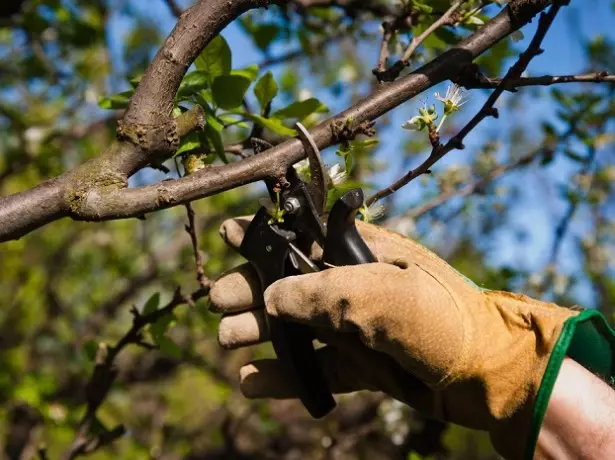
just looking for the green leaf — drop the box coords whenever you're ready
[212,75,252,110]
[203,122,227,163]
[218,114,249,129]
[177,70,210,98]
[98,90,133,110]
[242,112,297,137]
[158,336,182,358]
[142,292,160,315]
[254,71,278,113]
[83,340,98,362]
[195,35,232,83]
[129,74,143,88]
[232,64,259,82]
[253,24,280,51]
[272,98,328,121]
[175,132,203,156]
[150,313,176,342]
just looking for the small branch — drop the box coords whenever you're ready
[366,1,564,207]
[184,202,210,288]
[63,286,209,460]
[406,148,540,219]
[163,0,183,18]
[38,446,49,460]
[461,70,615,90]
[374,0,466,82]
[400,0,465,65]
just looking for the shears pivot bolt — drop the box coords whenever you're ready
[283,197,301,214]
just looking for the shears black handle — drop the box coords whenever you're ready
[239,188,376,418]
[323,188,377,267]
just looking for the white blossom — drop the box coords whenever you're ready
[327,163,347,186]
[435,84,468,115]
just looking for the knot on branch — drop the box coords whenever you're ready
[65,166,127,218]
[373,60,407,83]
[508,0,551,26]
[116,119,181,154]
[330,118,376,143]
[115,105,205,156]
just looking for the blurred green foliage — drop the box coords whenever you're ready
[1,0,615,459]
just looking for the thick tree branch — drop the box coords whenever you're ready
[0,0,553,242]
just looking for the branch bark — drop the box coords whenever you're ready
[0,0,553,242]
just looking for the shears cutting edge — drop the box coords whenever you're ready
[239,122,377,418]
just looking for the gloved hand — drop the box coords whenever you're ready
[209,217,581,459]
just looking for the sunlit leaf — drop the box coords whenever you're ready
[254,71,278,113]
[98,90,133,110]
[212,74,252,110]
[195,35,232,83]
[272,98,328,121]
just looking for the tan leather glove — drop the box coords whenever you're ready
[210,217,581,459]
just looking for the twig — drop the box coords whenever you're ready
[184,202,210,288]
[163,0,183,18]
[374,0,466,82]
[400,0,465,65]
[63,287,209,460]
[406,149,540,219]
[460,70,615,90]
[38,446,49,460]
[549,145,598,265]
[366,2,565,206]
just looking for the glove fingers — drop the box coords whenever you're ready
[239,345,367,399]
[218,215,254,251]
[239,338,435,413]
[218,308,269,349]
[210,263,264,313]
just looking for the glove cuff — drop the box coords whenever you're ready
[524,309,615,459]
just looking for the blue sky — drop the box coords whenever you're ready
[109,0,615,305]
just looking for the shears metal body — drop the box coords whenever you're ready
[239,123,376,418]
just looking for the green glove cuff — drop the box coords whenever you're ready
[525,309,615,459]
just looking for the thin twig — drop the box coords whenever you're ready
[400,0,465,64]
[63,287,209,460]
[38,447,49,460]
[163,0,183,18]
[374,0,466,81]
[461,71,615,90]
[366,2,565,206]
[406,149,540,219]
[184,202,210,288]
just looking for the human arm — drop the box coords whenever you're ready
[536,357,615,460]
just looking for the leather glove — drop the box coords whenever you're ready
[209,216,603,460]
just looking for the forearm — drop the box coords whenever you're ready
[536,358,615,459]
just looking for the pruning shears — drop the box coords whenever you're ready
[239,122,377,418]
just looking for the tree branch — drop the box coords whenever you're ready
[163,0,183,18]
[460,70,615,90]
[0,0,553,242]
[366,1,565,207]
[405,148,541,219]
[374,0,466,82]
